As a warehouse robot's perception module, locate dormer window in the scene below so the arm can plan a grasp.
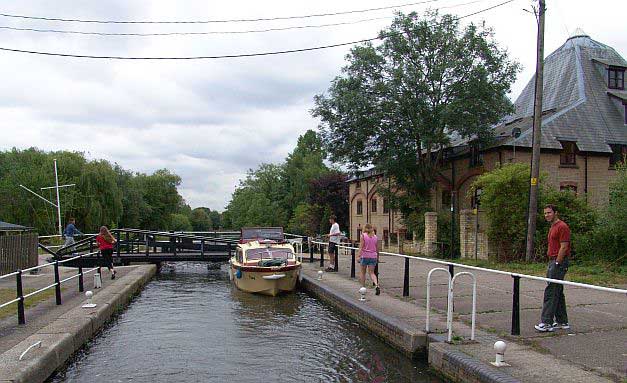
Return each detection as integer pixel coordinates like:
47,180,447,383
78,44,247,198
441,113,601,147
608,67,625,90
355,181,361,189
560,141,578,166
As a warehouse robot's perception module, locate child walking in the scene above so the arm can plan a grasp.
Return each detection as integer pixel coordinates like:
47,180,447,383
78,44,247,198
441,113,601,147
358,223,380,295
96,226,117,279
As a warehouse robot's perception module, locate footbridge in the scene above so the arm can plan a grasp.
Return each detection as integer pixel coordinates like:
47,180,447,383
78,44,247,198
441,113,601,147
46,228,241,266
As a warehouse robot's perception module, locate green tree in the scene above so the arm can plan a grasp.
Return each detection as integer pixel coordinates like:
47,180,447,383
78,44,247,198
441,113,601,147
190,208,212,231
312,11,519,231
170,213,192,231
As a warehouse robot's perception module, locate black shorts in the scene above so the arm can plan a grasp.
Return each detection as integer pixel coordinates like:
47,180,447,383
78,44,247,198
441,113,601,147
100,248,114,269
328,242,337,253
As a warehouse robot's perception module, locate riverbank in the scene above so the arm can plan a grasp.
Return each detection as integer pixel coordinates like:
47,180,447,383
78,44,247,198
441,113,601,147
299,256,625,383
0,264,156,383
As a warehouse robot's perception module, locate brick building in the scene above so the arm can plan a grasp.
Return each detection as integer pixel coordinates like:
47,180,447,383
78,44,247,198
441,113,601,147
347,32,626,248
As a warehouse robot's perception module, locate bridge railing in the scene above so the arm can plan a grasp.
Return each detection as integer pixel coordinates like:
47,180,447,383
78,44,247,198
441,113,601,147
0,250,101,325
309,239,627,336
55,228,240,258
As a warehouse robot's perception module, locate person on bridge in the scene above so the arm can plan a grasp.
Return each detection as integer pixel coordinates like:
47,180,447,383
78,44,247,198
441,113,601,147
358,223,380,295
535,204,571,332
63,217,83,250
96,226,117,279
326,215,342,272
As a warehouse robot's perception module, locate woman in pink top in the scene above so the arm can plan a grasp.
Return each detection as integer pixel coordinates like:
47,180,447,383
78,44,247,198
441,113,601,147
358,223,380,295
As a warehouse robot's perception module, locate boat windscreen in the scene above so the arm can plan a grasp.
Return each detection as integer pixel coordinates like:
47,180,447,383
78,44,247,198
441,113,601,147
246,247,293,261
240,227,284,242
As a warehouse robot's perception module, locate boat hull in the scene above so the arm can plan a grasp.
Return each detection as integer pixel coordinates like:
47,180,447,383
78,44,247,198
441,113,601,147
230,264,301,296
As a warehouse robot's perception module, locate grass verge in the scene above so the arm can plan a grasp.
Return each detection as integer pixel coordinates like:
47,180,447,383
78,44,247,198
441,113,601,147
0,288,58,320
454,259,627,286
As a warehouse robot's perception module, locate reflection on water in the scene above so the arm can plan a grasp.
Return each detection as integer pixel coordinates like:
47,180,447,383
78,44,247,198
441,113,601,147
49,263,443,382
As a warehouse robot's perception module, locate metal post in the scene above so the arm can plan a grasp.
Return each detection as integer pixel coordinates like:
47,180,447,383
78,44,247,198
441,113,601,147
227,243,232,258
309,242,314,263
53,261,62,305
125,232,130,253
16,270,25,325
334,246,339,272
511,275,521,336
89,238,94,254
53,159,63,236
201,239,205,257
350,248,356,278
448,264,454,279
116,231,121,257
145,234,149,256
173,236,177,256
403,257,410,297
319,245,324,268
78,264,84,292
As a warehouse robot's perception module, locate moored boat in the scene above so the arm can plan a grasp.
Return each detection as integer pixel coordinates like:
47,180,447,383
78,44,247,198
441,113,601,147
229,227,301,296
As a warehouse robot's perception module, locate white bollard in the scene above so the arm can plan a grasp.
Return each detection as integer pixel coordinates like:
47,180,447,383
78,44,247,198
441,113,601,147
359,287,367,301
82,291,97,308
94,273,102,289
491,341,510,367
317,270,323,280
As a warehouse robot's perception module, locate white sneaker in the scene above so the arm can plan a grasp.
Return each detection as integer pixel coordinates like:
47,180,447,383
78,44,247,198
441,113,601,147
552,322,570,330
534,323,554,332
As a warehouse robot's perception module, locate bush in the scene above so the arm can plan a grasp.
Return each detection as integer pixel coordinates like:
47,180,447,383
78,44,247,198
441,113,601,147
574,163,627,265
472,163,596,261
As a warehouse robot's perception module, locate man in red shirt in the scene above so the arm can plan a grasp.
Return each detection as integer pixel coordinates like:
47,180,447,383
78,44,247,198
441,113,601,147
535,204,571,332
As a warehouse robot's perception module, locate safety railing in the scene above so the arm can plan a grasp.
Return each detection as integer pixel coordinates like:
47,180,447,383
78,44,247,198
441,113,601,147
0,251,101,325
310,239,627,336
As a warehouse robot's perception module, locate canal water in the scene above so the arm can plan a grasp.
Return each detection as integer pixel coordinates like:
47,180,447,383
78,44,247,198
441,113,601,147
49,263,443,382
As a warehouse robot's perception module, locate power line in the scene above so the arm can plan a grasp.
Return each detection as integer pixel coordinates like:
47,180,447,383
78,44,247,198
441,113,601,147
0,0,443,24
0,16,392,37
0,0,515,60
0,0,485,37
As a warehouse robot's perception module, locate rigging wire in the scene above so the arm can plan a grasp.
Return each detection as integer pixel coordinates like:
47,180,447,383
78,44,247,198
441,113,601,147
0,0,515,60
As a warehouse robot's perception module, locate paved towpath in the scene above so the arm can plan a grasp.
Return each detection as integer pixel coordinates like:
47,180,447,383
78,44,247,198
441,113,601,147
304,248,627,382
0,256,135,355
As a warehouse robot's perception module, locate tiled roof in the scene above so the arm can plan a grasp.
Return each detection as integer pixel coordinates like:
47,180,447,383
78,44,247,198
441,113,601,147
0,221,32,231
492,33,627,153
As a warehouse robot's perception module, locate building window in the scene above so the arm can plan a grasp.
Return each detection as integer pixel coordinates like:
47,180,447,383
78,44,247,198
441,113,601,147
610,144,627,167
356,229,362,240
383,198,389,214
469,143,483,167
441,190,451,209
356,200,363,215
383,229,389,246
560,141,577,166
560,183,578,194
608,67,625,90
371,198,378,213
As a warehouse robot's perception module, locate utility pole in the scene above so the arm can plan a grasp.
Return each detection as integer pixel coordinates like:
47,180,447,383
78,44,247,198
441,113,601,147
525,0,546,261
19,159,75,236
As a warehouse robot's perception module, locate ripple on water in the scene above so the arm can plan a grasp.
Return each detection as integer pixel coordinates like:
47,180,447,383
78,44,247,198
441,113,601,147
49,263,443,383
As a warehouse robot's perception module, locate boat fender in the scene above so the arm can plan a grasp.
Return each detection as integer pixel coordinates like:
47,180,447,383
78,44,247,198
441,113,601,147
235,269,242,279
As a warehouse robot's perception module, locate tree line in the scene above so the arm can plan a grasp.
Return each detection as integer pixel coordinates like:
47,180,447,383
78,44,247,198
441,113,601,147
221,130,348,236
0,148,221,235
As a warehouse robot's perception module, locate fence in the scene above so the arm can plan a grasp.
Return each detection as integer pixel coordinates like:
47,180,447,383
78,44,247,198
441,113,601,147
309,239,627,336
0,233,38,274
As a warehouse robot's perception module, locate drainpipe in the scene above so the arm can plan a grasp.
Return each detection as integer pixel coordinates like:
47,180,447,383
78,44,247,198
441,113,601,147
584,153,588,203
451,160,456,259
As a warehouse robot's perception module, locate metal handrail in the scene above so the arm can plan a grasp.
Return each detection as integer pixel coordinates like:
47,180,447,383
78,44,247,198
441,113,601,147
310,240,627,295
22,283,58,299
0,271,19,280
426,267,451,333
0,298,20,309
448,272,476,342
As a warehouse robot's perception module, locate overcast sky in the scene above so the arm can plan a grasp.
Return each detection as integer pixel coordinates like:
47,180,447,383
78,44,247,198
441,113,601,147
0,0,625,211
